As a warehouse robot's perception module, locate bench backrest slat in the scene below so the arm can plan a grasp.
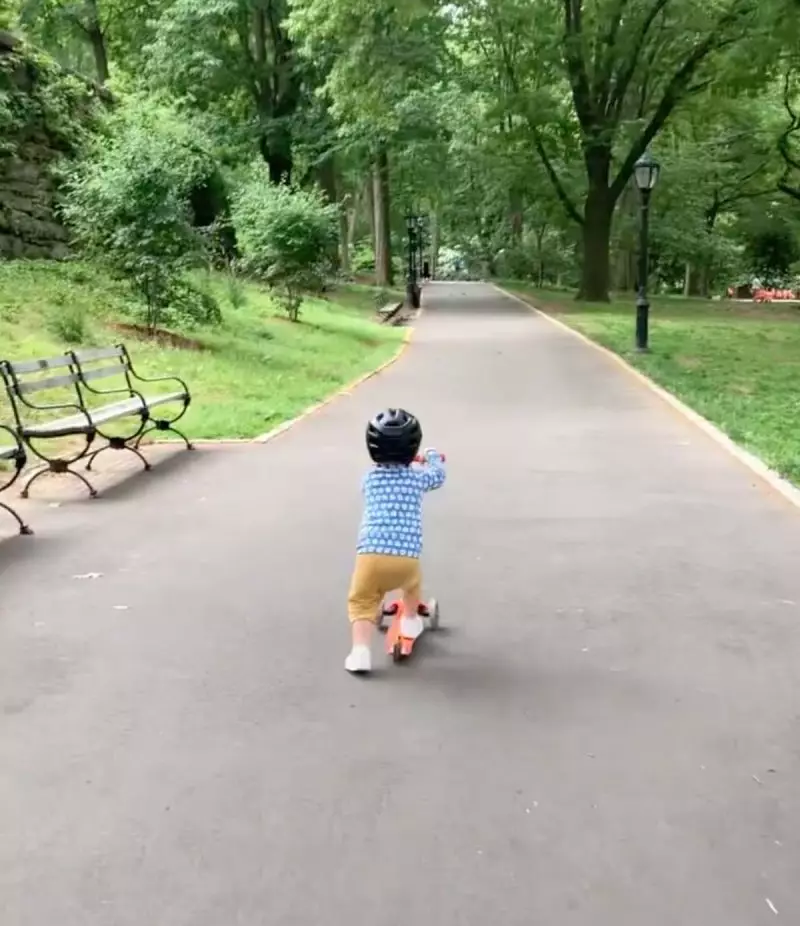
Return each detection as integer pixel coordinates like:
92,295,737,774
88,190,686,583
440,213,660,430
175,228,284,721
79,363,129,384
4,354,73,375
15,371,81,394
71,346,126,363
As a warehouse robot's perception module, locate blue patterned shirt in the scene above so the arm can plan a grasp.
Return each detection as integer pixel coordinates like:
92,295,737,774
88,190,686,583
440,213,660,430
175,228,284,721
356,450,446,557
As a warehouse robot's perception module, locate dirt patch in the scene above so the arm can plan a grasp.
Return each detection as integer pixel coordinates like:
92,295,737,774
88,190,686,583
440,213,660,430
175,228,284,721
109,323,206,351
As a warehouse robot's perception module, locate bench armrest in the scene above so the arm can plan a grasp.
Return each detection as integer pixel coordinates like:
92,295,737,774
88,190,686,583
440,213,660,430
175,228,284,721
127,357,190,402
78,379,148,410
0,424,25,472
14,395,94,430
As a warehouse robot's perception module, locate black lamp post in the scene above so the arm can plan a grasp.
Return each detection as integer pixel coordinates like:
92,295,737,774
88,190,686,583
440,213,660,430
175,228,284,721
405,212,420,309
418,214,429,280
633,151,660,352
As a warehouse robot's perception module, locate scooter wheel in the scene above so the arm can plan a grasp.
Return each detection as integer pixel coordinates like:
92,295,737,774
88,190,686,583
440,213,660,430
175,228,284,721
392,642,403,663
427,598,440,630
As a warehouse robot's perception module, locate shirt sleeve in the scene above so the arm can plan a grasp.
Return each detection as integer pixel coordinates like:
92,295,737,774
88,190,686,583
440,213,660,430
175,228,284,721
418,450,446,492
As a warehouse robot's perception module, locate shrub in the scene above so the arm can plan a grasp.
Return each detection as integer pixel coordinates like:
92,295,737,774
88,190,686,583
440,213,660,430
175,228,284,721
232,168,339,321
60,94,222,333
47,304,88,344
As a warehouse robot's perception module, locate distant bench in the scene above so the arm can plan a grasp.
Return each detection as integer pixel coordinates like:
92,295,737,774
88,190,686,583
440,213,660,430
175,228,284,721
0,345,193,500
0,423,32,534
377,301,404,324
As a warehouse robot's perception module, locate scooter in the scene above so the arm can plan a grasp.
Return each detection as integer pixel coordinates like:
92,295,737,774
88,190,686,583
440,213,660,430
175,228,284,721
376,450,445,663
377,597,440,662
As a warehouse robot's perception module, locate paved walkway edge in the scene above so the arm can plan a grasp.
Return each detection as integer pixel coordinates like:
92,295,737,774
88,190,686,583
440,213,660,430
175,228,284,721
496,285,800,512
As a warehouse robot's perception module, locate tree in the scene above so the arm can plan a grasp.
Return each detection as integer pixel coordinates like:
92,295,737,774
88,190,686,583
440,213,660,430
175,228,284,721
288,0,449,285
456,0,777,300
231,168,339,320
742,212,800,284
61,94,222,332
146,0,301,183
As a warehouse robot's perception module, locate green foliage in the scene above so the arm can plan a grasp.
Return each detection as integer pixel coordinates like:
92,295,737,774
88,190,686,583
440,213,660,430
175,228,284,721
0,0,18,29
0,37,101,156
232,168,339,321
145,0,299,181
46,301,87,343
60,94,222,332
743,219,800,285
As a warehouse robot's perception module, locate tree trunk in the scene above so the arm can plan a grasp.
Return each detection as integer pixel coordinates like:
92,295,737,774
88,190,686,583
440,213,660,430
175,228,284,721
430,209,440,279
259,131,292,184
366,173,376,265
373,146,392,286
578,185,614,301
252,6,296,184
509,187,524,243
535,224,547,287
346,188,361,269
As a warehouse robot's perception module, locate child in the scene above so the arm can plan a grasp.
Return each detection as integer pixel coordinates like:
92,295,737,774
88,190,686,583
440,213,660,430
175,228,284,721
345,408,446,673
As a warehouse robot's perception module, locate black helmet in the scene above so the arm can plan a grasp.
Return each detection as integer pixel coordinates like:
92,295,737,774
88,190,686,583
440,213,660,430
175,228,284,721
366,408,422,464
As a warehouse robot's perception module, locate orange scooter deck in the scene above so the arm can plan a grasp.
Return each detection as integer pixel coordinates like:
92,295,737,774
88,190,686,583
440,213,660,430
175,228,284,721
384,601,416,659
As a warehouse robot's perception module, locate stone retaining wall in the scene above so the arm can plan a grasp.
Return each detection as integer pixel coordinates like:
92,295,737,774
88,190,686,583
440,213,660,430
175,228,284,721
0,31,103,259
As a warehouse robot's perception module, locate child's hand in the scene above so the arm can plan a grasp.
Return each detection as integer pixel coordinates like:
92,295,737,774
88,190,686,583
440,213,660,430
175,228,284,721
423,448,445,463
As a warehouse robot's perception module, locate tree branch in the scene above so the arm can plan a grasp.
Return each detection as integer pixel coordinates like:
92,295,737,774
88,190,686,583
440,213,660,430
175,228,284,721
531,128,585,225
491,6,584,225
609,13,748,200
593,0,631,112
562,0,596,129
606,0,671,123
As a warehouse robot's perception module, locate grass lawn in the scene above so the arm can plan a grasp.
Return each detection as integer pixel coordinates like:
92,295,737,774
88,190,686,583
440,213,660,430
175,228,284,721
501,282,800,485
0,261,404,444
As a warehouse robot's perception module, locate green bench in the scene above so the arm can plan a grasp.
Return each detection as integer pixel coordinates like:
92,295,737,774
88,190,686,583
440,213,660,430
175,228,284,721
0,345,193,499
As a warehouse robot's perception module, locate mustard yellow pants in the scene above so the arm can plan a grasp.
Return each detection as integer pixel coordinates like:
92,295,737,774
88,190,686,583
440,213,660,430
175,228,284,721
347,553,422,623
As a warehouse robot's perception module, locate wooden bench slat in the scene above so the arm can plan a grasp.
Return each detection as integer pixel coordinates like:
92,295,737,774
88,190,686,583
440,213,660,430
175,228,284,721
21,413,92,439
88,397,145,425
15,371,81,395
80,364,129,384
5,354,73,375
141,390,187,407
72,346,126,363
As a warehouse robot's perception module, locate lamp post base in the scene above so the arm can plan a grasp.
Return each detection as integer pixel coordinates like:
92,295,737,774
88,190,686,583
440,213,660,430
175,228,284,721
406,281,420,309
635,299,649,352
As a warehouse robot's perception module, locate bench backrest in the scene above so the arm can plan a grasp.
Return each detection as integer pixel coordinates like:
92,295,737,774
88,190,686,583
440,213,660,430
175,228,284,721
0,347,136,423
1,354,80,397
70,346,132,386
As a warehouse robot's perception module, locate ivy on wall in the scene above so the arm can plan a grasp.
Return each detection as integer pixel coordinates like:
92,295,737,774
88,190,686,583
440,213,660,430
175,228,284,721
0,33,102,157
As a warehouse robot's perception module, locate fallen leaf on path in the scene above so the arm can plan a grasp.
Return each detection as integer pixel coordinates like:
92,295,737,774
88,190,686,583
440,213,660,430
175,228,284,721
73,572,102,580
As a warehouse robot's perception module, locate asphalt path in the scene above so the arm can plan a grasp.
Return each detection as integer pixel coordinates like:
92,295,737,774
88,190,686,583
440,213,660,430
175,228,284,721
2,282,800,924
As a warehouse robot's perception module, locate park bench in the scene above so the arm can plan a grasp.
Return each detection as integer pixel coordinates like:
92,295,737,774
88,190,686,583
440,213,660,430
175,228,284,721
377,301,405,324
0,423,32,534
0,345,193,500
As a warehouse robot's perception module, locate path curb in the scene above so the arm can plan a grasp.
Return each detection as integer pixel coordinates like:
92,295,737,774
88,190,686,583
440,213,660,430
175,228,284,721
496,285,800,511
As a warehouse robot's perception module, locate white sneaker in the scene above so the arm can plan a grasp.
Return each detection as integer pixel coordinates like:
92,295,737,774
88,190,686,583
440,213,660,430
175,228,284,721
345,645,372,674
400,615,425,639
